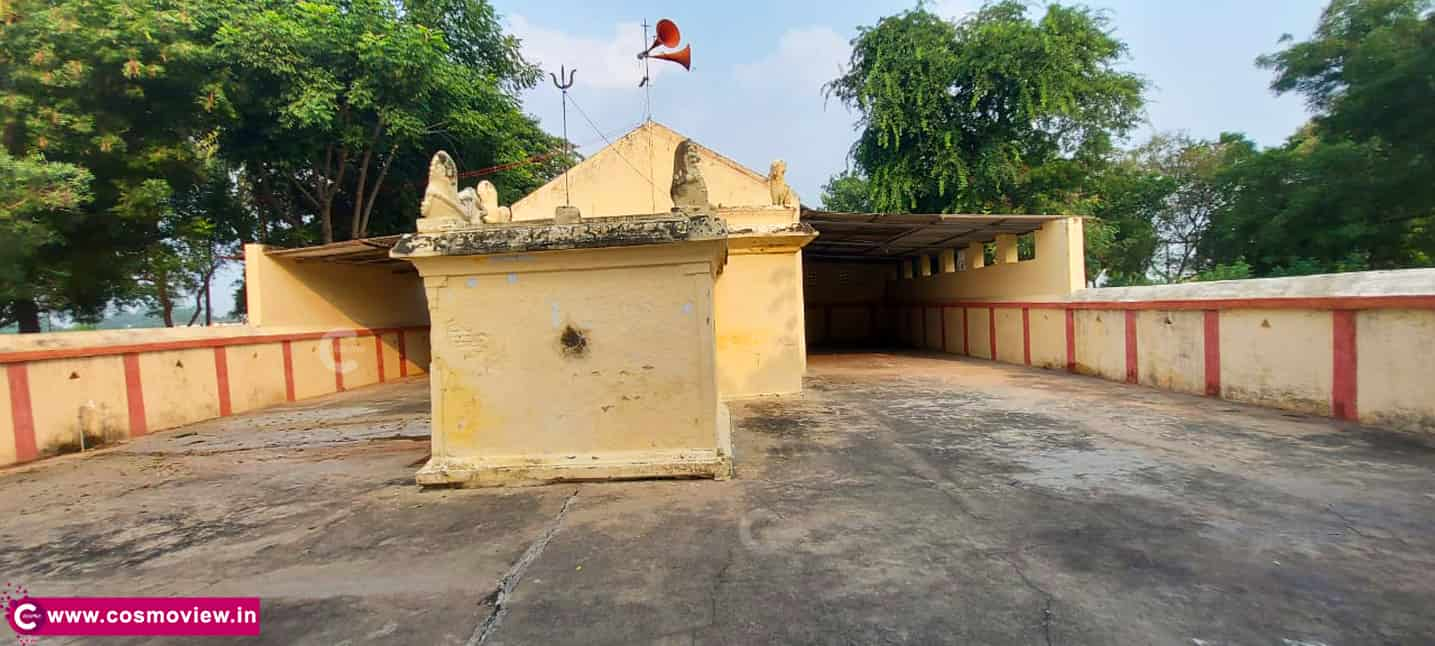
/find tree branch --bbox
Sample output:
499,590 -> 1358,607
359,144 -> 398,238
351,119 -> 384,238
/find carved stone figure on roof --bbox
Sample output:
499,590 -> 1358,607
670,139 -> 710,212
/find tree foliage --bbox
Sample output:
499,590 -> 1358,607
214,0 -> 567,244
1201,0 -> 1434,277
0,151 -> 91,329
0,0 -> 565,331
824,2 -> 1145,215
818,170 -> 873,212
0,0 -> 233,330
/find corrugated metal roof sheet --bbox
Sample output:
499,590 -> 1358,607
800,208 -> 1064,262
264,235 -> 404,265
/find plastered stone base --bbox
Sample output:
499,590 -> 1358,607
417,407 -> 734,488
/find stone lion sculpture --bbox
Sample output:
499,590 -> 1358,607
768,159 -> 798,207
670,139 -> 710,211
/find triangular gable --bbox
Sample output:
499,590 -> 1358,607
509,121 -> 770,221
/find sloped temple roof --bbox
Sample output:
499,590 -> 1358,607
799,208 -> 1063,263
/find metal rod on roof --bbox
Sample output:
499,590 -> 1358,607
550,66 -> 577,207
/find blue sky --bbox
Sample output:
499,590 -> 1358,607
212,0 -> 1329,318
495,0 -> 1328,202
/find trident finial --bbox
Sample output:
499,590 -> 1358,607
550,66 -> 576,91
550,66 -> 577,207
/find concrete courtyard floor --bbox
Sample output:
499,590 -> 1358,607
3,352 -> 1434,645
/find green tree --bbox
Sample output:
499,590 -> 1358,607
818,170 -> 873,212
1200,129 -> 1403,275
0,0 -> 233,331
1086,159 -> 1164,286
1213,0 -> 1435,273
824,2 -> 1145,215
1128,133 -> 1251,282
214,0 -> 566,244
0,151 -> 91,331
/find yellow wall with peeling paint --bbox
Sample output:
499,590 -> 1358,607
402,240 -> 732,486
1357,310 -> 1435,432
1134,310 -> 1206,396
1219,310 -> 1333,415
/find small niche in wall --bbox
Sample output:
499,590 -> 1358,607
1018,233 -> 1036,261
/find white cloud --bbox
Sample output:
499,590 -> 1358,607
732,26 -> 849,93
507,15 -> 677,90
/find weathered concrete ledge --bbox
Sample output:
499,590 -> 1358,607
416,449 -> 734,488
391,212 -> 727,259
726,222 -> 818,255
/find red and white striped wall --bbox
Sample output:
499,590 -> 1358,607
0,326 -> 430,466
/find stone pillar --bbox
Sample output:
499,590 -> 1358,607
995,234 -> 1020,264
939,249 -> 957,273
901,259 -> 914,279
918,254 -> 933,277
1034,217 -> 1086,293
966,242 -> 987,270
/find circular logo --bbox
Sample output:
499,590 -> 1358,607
8,598 -> 43,633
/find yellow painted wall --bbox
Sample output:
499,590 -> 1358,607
1028,309 -> 1066,370
994,309 -> 1024,364
290,338 -> 338,401
379,332 -> 403,380
1357,310 -> 1435,432
509,121 -> 771,221
403,239 -> 732,485
924,307 -> 943,350
967,308 -> 993,360
337,334 -> 380,389
227,344 -> 288,414
0,235 -> 437,467
715,251 -> 808,398
244,244 -> 429,329
139,349 -> 221,432
1135,310 -> 1205,395
942,306 -> 966,355
1072,310 -> 1126,381
888,218 -> 1086,303
1220,310 -> 1332,415
28,355 -> 131,453
403,330 -> 431,376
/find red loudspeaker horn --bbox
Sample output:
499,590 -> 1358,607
650,45 -> 690,70
638,18 -> 681,58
